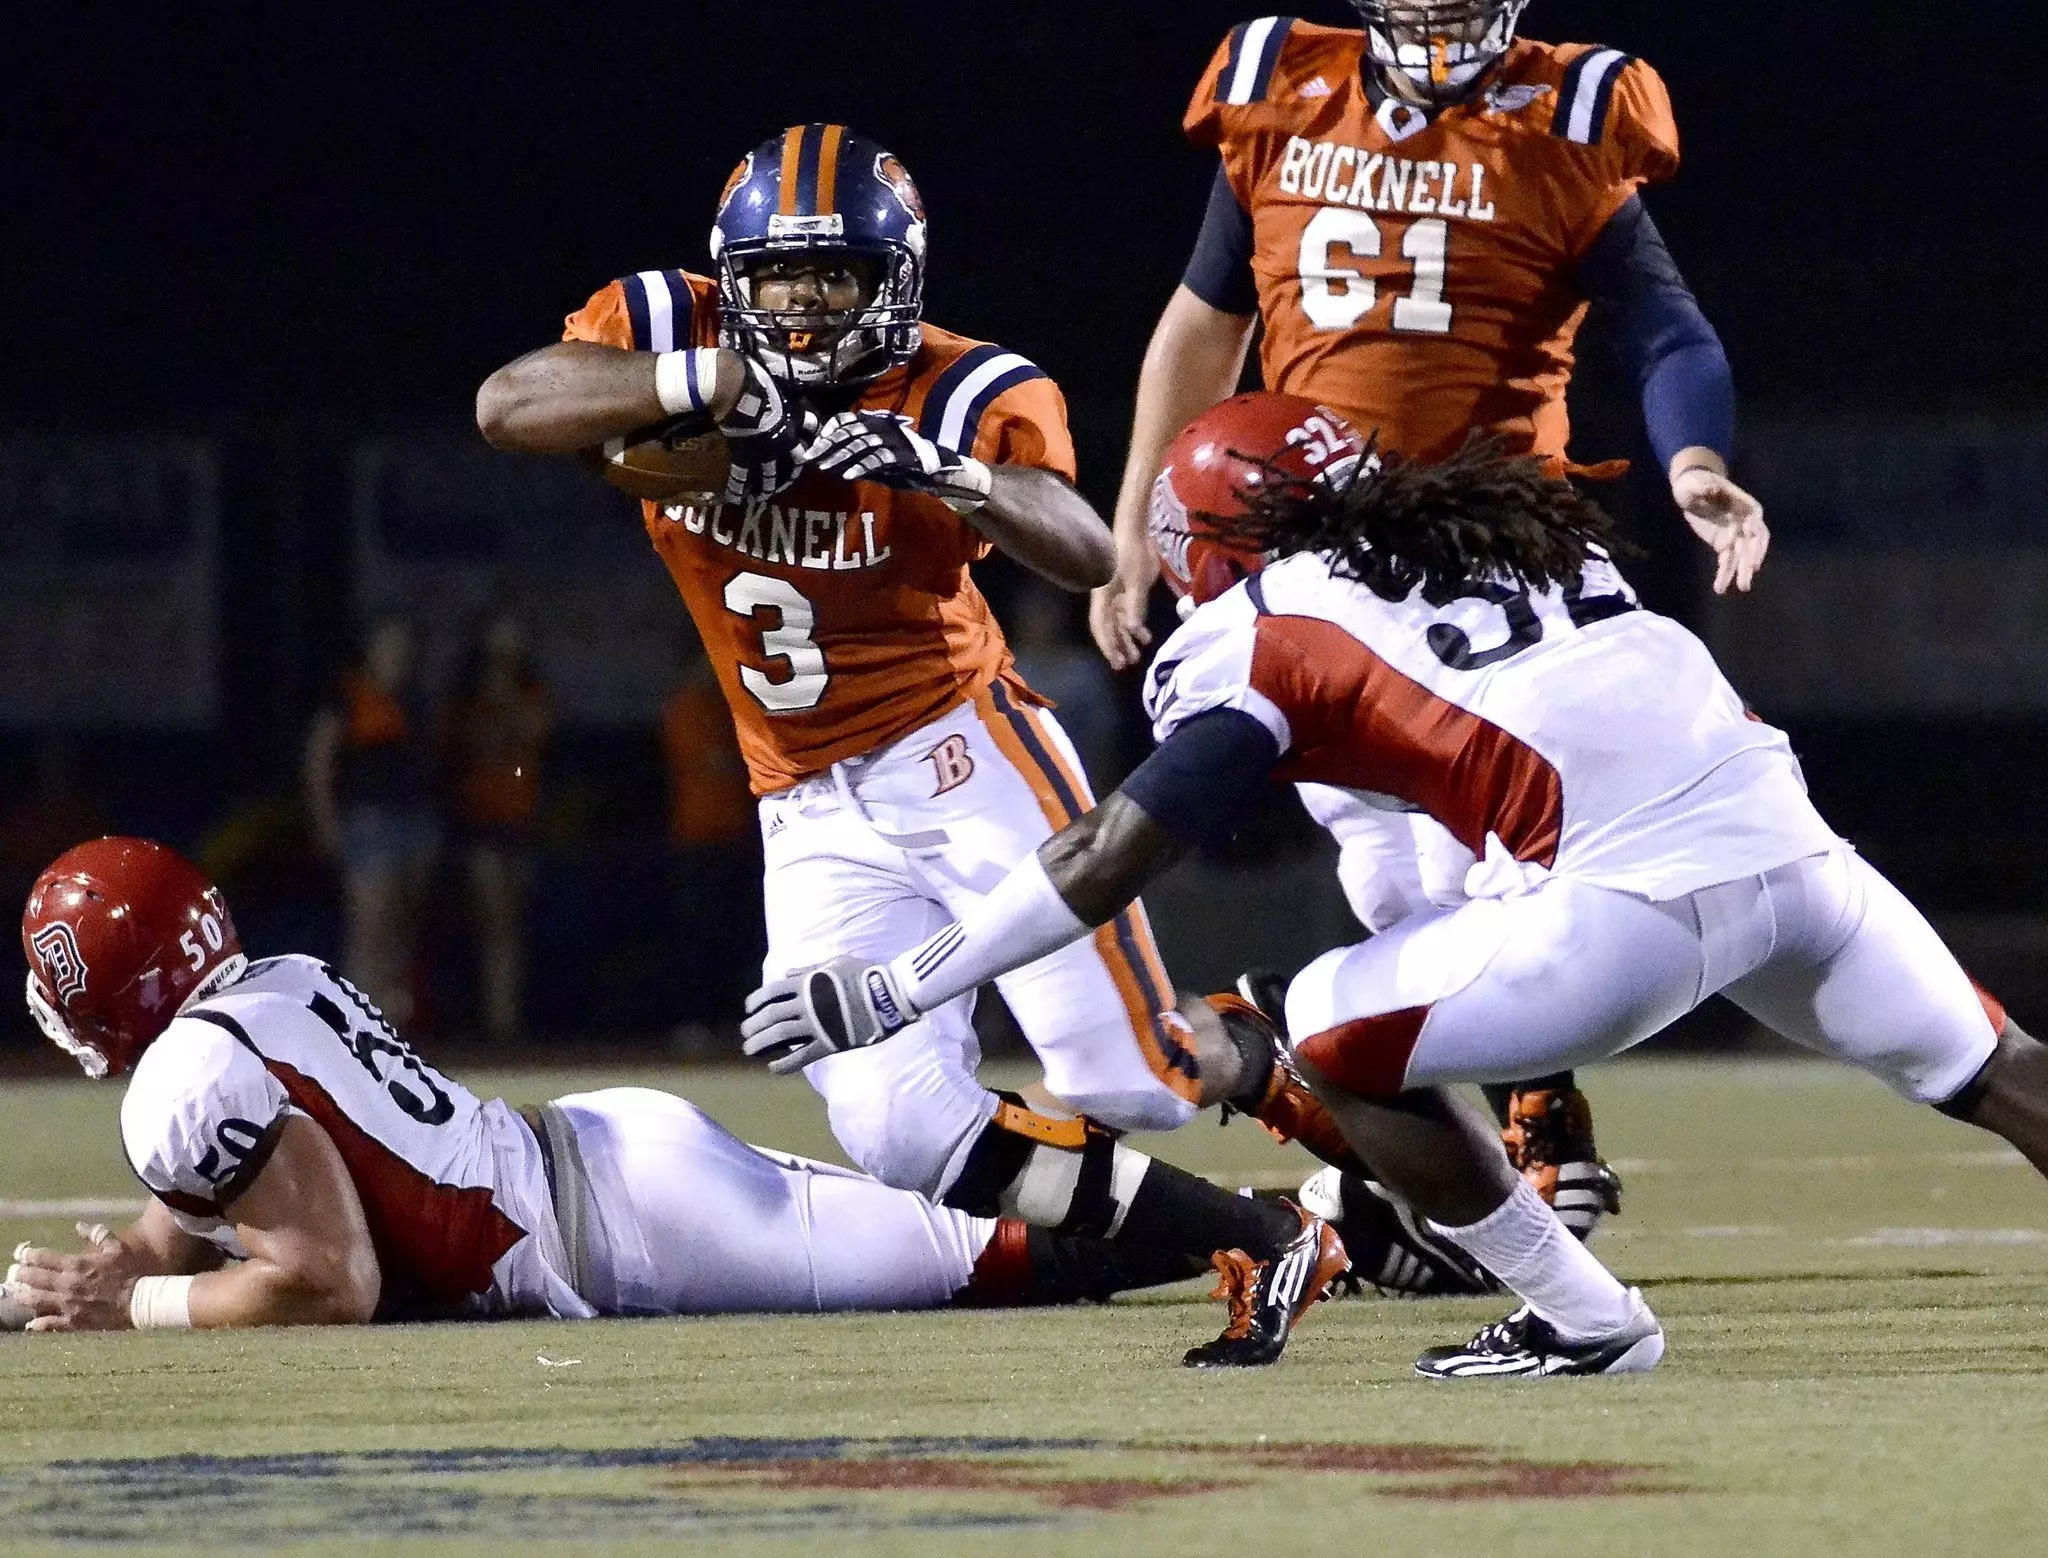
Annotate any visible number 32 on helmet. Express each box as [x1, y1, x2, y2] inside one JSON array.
[[1148, 391, 1372, 610]]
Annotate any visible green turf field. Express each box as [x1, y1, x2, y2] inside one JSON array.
[[2, 1056, 2045, 1556]]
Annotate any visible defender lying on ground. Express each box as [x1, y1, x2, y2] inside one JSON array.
[[7, 838, 1196, 1331]]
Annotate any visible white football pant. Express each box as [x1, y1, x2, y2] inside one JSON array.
[[1287, 845, 1999, 1107], [757, 688, 1201, 1200], [551, 1088, 992, 1313]]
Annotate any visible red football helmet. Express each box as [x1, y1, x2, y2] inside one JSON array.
[[21, 837, 245, 1079], [1148, 392, 1372, 607]]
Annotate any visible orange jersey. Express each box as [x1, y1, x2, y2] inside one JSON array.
[[564, 270, 1077, 794], [1187, 20, 1679, 464]]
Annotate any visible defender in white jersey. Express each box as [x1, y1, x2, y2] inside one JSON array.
[[7, 838, 1202, 1332], [746, 396, 2048, 1379]]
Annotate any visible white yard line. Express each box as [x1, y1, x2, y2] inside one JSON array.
[[0, 1198, 146, 1219]]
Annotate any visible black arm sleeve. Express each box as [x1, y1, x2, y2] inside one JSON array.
[[1180, 163, 1260, 317], [1575, 196, 1735, 469], [1119, 708, 1282, 849]]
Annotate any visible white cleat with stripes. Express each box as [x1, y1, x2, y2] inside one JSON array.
[[1413, 1289, 1664, 1380]]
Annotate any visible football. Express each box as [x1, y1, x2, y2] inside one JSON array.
[[583, 416, 731, 503]]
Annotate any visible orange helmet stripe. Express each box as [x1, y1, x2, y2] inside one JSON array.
[[776, 125, 806, 216], [814, 123, 845, 215]]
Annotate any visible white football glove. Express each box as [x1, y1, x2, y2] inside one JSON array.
[[800, 410, 994, 513], [719, 357, 815, 504], [741, 955, 919, 1076]]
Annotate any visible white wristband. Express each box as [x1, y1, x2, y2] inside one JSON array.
[[654, 349, 723, 418], [129, 1274, 195, 1330], [940, 456, 995, 516], [888, 851, 1090, 1014]]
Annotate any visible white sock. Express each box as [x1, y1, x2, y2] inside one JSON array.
[[1430, 1179, 1635, 1342]]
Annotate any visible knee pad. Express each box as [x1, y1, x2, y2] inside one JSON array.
[[941, 1096, 1138, 1239]]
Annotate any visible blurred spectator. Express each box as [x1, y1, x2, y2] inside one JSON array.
[[303, 616, 438, 1027], [660, 631, 762, 1044], [438, 611, 552, 1044], [1006, 579, 1125, 788], [0, 736, 108, 912]]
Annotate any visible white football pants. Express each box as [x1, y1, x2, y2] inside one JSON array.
[[757, 687, 1200, 1201], [1286, 846, 1999, 1107], [552, 1088, 992, 1314]]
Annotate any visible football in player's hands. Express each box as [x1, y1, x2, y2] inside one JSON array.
[[718, 358, 815, 504], [581, 417, 732, 503]]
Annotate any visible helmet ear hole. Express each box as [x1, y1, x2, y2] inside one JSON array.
[[1193, 549, 1251, 606]]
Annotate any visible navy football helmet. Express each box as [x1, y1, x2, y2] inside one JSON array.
[[712, 124, 928, 389], [1351, 1, 1531, 105]]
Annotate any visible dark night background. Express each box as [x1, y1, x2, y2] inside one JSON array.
[[5, 2, 2048, 1045]]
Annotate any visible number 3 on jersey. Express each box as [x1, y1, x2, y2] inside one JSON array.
[[725, 573, 829, 712], [1299, 211, 1453, 335]]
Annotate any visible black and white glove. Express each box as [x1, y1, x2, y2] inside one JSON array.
[[801, 410, 994, 514], [719, 358, 815, 504], [741, 955, 919, 1076]]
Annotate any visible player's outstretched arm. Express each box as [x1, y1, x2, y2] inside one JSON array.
[[8, 1115, 380, 1331], [1093, 287, 1255, 669], [1578, 199, 1769, 594], [476, 342, 748, 454], [744, 710, 1278, 1073]]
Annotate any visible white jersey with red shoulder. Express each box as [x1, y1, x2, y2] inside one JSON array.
[[1143, 551, 1838, 901], [120, 954, 590, 1320]]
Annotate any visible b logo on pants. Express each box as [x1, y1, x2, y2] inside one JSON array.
[[925, 735, 975, 795]]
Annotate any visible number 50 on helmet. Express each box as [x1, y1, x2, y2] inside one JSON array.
[[1148, 392, 1372, 609], [21, 837, 246, 1078]]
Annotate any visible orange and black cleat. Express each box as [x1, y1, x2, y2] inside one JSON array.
[[1500, 1087, 1623, 1238], [1183, 1203, 1349, 1368]]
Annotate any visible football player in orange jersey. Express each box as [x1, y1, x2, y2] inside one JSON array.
[[476, 126, 1347, 1366], [1090, 5, 1769, 1241]]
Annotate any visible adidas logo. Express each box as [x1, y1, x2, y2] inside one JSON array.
[[1267, 1238, 1317, 1310], [1298, 75, 1332, 99]]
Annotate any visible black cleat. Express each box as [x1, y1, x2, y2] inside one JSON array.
[[1182, 1207, 1348, 1369], [1296, 1167, 1499, 1299], [1414, 1291, 1664, 1379]]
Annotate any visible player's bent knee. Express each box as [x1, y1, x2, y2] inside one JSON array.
[[1293, 1007, 1431, 1100], [823, 1094, 979, 1202], [1055, 1085, 1196, 1135], [1282, 946, 1353, 1041], [940, 1097, 1141, 1238]]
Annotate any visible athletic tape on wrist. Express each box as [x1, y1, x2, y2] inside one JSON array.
[[889, 852, 1089, 1013], [129, 1274, 195, 1330], [654, 349, 723, 417]]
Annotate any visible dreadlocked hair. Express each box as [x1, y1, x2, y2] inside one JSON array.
[[1213, 431, 1639, 605]]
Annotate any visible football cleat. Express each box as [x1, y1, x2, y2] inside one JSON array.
[[1296, 1166, 1498, 1299], [1213, 975, 1368, 1176], [1183, 1205, 1348, 1369], [1414, 1290, 1664, 1380], [1500, 1087, 1623, 1239]]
